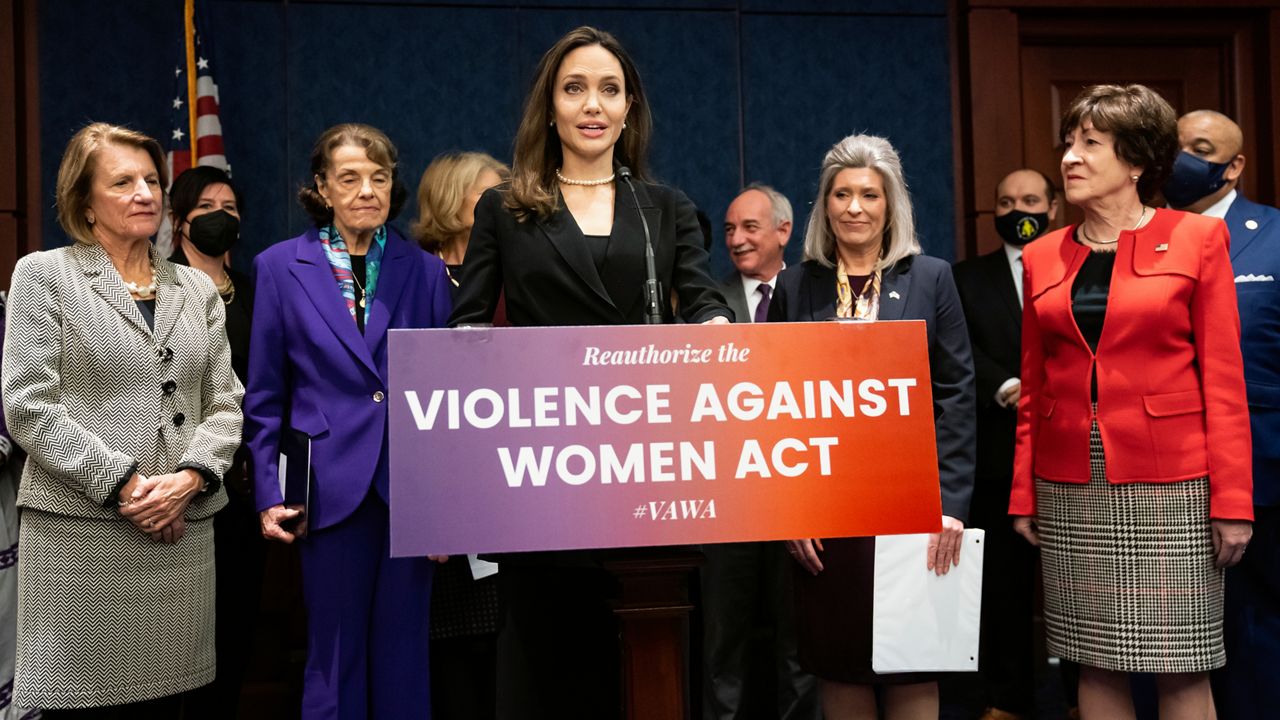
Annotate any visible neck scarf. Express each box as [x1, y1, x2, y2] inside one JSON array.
[[836, 257, 881, 321], [318, 223, 386, 326]]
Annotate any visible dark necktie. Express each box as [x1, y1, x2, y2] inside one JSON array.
[[754, 283, 772, 323]]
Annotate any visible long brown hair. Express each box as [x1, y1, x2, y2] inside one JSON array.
[[506, 26, 653, 221]]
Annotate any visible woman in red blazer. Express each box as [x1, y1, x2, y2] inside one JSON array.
[[1010, 85, 1252, 718]]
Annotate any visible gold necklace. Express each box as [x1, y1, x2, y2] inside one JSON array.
[[350, 269, 368, 308], [438, 257, 460, 287], [216, 271, 235, 306], [1081, 206, 1148, 246]]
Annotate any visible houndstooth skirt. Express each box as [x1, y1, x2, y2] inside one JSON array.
[[14, 509, 216, 708], [1035, 412, 1224, 673]]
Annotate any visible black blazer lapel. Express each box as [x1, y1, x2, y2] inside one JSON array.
[[536, 201, 616, 314], [601, 185, 658, 320], [363, 231, 413, 358], [982, 250, 1022, 331], [804, 263, 838, 320], [288, 235, 380, 378], [877, 259, 912, 321]]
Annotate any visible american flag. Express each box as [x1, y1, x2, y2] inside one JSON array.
[[158, 0, 228, 257]]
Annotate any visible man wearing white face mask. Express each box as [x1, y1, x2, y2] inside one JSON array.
[[1168, 110, 1280, 720]]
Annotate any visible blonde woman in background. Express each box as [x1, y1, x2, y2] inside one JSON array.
[[413, 151, 509, 298], [411, 150, 508, 719]]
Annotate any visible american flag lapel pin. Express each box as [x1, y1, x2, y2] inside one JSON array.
[[1155, 243, 1169, 252]]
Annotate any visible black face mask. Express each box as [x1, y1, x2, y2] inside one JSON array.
[[994, 209, 1049, 246], [1162, 151, 1231, 209], [185, 210, 239, 257]]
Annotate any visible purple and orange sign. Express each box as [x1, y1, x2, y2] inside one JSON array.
[[388, 321, 942, 557]]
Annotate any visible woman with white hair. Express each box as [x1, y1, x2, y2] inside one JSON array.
[[769, 133, 976, 719]]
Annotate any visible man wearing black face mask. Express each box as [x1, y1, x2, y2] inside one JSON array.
[[951, 169, 1058, 720], [1169, 110, 1280, 720]]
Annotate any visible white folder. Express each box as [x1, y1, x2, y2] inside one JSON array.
[[871, 529, 984, 673]]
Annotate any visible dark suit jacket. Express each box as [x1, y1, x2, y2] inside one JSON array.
[[451, 182, 729, 565], [767, 256, 976, 522], [1226, 194, 1280, 506], [451, 183, 730, 326], [719, 272, 751, 324], [245, 226, 453, 531], [952, 248, 1021, 524]]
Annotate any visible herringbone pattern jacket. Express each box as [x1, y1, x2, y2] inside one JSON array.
[[2, 243, 242, 519]]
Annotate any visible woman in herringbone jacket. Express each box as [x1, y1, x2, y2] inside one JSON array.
[[0, 123, 243, 717]]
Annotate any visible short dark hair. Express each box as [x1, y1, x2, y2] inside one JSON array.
[[996, 169, 1057, 205], [1059, 84, 1178, 204], [298, 123, 408, 227], [170, 166, 243, 224]]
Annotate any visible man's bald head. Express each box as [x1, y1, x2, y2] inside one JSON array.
[[1178, 110, 1244, 159], [1172, 110, 1247, 212]]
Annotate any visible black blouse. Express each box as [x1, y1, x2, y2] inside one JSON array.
[[1071, 247, 1117, 353]]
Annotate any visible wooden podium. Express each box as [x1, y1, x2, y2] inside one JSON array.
[[606, 547, 704, 720]]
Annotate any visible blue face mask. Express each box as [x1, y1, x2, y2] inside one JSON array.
[[1163, 151, 1231, 209]]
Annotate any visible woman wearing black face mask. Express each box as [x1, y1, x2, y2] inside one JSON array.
[[166, 165, 263, 720]]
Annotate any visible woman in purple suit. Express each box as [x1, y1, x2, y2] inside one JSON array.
[[244, 123, 452, 719]]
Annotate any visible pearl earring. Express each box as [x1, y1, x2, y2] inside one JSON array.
[[86, 212, 95, 224], [1131, 175, 1140, 182], [623, 122, 628, 129], [549, 120, 555, 127]]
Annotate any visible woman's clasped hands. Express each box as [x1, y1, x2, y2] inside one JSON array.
[[117, 470, 203, 544]]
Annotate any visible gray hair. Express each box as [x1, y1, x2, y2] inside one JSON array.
[[803, 134, 921, 270], [741, 182, 793, 227]]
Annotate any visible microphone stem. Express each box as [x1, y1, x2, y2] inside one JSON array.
[[620, 174, 663, 324]]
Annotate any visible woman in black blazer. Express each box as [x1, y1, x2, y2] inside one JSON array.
[[769, 134, 976, 720], [449, 25, 730, 720]]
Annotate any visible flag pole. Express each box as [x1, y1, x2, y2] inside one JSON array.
[[184, 0, 198, 165]]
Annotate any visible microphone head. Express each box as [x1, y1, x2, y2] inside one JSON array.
[[616, 166, 632, 179]]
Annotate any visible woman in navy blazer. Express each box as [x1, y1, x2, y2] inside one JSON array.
[[769, 134, 975, 720], [245, 124, 452, 719]]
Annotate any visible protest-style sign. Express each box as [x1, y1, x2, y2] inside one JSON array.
[[388, 321, 943, 557]]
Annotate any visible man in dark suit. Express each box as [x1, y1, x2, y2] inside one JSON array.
[[1168, 110, 1280, 720], [703, 183, 818, 720], [952, 168, 1058, 720]]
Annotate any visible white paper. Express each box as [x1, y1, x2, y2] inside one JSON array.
[[468, 554, 499, 580], [277, 452, 287, 497], [871, 529, 984, 673]]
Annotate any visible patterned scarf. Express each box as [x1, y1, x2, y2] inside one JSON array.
[[318, 224, 386, 326], [835, 257, 881, 320]]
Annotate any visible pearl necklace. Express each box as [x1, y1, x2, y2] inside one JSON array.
[[556, 169, 615, 187], [124, 273, 157, 299]]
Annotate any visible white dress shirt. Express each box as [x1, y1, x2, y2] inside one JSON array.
[[1199, 188, 1237, 220], [740, 266, 783, 323], [996, 243, 1024, 407]]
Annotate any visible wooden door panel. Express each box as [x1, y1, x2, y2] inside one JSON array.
[[1021, 44, 1225, 230]]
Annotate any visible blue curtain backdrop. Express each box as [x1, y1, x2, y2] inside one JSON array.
[[39, 0, 954, 278]]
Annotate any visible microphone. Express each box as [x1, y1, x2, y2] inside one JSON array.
[[616, 166, 663, 325]]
